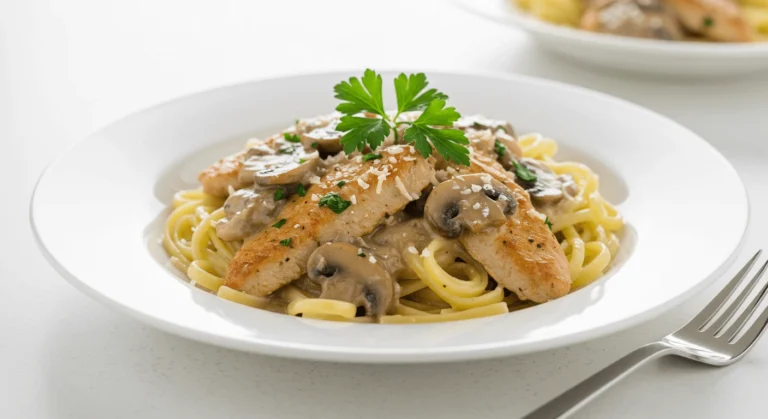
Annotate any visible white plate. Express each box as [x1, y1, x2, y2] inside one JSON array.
[[454, 0, 768, 76], [31, 71, 748, 363]]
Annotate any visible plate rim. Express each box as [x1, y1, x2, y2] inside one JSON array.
[[30, 69, 751, 363]]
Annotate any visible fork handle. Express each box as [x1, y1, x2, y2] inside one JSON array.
[[523, 341, 678, 419]]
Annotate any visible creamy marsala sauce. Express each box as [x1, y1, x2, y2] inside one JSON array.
[[204, 112, 579, 319]]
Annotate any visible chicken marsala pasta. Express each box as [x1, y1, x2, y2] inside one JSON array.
[[163, 70, 623, 324], [513, 0, 768, 42]]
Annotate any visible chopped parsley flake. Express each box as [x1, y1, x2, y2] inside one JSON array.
[[311, 142, 318, 149], [337, 181, 346, 188], [279, 238, 292, 247], [283, 133, 301, 143], [358, 252, 366, 257], [274, 187, 285, 200], [362, 153, 382, 162], [296, 184, 307, 197], [494, 139, 506, 158], [318, 192, 352, 214], [703, 16, 714, 27], [272, 219, 287, 228], [512, 160, 537, 183], [545, 216, 553, 231], [299, 158, 306, 163]]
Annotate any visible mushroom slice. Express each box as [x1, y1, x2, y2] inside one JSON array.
[[307, 242, 396, 317], [249, 152, 319, 186], [424, 174, 518, 238], [216, 187, 283, 241], [301, 120, 344, 154], [514, 158, 576, 206], [581, 0, 685, 40], [455, 115, 515, 137]]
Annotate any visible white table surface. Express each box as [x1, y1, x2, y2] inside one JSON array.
[[2, 1, 768, 418]]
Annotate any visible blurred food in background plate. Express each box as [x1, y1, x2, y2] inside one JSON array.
[[513, 0, 768, 42]]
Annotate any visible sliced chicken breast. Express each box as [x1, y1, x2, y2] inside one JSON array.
[[460, 153, 572, 303], [667, 0, 753, 42], [226, 147, 435, 297]]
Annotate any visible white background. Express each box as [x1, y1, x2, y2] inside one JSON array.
[[2, 0, 768, 418]]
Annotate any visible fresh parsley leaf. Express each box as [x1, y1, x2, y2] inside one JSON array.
[[494, 139, 506, 158], [337, 181, 346, 187], [318, 192, 352, 214], [358, 252, 366, 257], [402, 100, 469, 165], [512, 160, 537, 182], [333, 69, 387, 117], [296, 184, 307, 197], [394, 72, 448, 114], [274, 187, 285, 200], [336, 116, 391, 154], [311, 142, 318, 149], [404, 125, 470, 165], [272, 219, 287, 228], [279, 238, 292, 247], [362, 153, 382, 162], [545, 216, 553, 231], [283, 133, 301, 143]]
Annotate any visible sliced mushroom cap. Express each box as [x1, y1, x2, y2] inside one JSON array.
[[455, 115, 515, 137], [216, 186, 282, 241], [515, 158, 577, 206], [301, 120, 344, 154], [424, 174, 517, 238], [307, 242, 396, 317], [581, 0, 684, 40], [244, 153, 320, 186]]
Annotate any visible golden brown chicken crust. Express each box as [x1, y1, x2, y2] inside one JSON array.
[[226, 149, 434, 297], [198, 151, 247, 198], [461, 153, 572, 302]]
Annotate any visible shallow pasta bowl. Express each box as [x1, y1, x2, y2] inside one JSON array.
[[30, 70, 748, 363], [453, 0, 768, 76]]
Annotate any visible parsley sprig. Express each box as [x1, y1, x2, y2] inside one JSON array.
[[333, 69, 470, 166]]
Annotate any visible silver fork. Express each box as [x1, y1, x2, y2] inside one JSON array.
[[524, 251, 768, 419]]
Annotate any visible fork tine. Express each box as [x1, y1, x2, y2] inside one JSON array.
[[711, 259, 768, 334], [725, 260, 768, 342], [730, 295, 768, 358], [689, 251, 762, 330]]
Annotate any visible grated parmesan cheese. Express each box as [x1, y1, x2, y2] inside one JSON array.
[[403, 156, 416, 161], [480, 174, 492, 184], [309, 175, 321, 185], [227, 185, 236, 195], [368, 255, 377, 264], [388, 156, 397, 164], [357, 178, 370, 189], [389, 145, 404, 154], [483, 184, 493, 191], [294, 224, 301, 228], [311, 194, 320, 201], [460, 189, 472, 195], [499, 194, 509, 201], [452, 184, 461, 190], [394, 176, 413, 201], [407, 246, 418, 255], [482, 207, 489, 218], [421, 248, 431, 258], [471, 184, 482, 193], [472, 202, 481, 210], [350, 195, 357, 205]]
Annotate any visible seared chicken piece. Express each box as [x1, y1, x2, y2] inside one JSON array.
[[581, 0, 685, 40], [198, 150, 248, 198], [667, 0, 753, 42], [461, 153, 571, 303], [226, 147, 435, 297]]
